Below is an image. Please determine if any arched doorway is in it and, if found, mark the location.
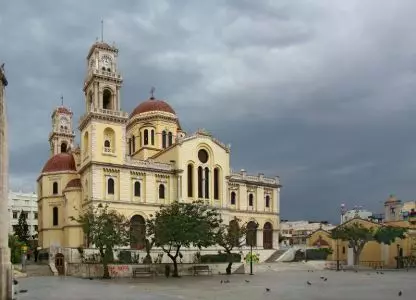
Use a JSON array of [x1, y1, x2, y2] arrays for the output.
[[130, 215, 146, 249], [263, 222, 273, 249], [246, 221, 257, 247], [229, 219, 240, 247], [55, 253, 65, 275], [60, 142, 67, 153]]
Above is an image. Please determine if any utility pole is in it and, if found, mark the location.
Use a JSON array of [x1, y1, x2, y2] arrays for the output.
[[0, 63, 12, 300]]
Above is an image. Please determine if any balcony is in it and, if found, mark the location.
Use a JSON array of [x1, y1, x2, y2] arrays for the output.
[[84, 68, 122, 82], [79, 108, 129, 127], [228, 171, 280, 186]]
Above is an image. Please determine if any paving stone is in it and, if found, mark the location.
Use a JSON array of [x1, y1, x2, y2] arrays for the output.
[[17, 269, 416, 300]]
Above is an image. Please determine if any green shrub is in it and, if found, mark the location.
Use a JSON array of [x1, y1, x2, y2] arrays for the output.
[[8, 235, 22, 264], [200, 253, 241, 263], [306, 248, 332, 260]]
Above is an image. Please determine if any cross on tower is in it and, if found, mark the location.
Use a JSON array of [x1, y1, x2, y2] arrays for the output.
[[60, 95, 64, 106], [150, 86, 155, 99]]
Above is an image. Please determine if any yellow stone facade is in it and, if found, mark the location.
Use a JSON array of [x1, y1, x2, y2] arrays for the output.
[[307, 218, 416, 268], [37, 41, 281, 250]]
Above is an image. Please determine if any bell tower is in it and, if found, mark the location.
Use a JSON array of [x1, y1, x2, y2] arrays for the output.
[[49, 102, 76, 156], [83, 41, 123, 112]]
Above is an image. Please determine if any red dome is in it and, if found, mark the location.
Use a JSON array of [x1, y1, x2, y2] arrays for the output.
[[42, 153, 76, 173], [130, 98, 176, 118], [65, 178, 82, 189]]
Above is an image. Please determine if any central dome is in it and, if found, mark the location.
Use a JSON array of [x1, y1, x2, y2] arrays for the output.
[[42, 153, 76, 173], [130, 97, 176, 118]]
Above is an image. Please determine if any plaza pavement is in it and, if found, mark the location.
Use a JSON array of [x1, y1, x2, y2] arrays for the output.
[[16, 269, 416, 300]]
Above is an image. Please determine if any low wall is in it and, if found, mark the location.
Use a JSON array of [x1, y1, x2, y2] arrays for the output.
[[67, 263, 245, 278]]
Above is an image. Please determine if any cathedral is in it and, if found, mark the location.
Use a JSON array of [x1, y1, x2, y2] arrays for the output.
[[37, 40, 281, 251]]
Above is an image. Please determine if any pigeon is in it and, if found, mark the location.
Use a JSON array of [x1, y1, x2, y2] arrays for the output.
[[19, 290, 28, 293], [265, 288, 271, 292], [307, 281, 312, 285], [320, 276, 325, 279], [324, 278, 327, 281], [220, 280, 223, 284], [245, 280, 250, 283], [380, 272, 384, 275], [13, 279, 18, 285], [224, 279, 230, 283], [398, 291, 402, 296], [376, 271, 379, 274]]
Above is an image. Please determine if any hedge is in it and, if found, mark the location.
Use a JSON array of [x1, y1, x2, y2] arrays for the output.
[[200, 253, 241, 263]]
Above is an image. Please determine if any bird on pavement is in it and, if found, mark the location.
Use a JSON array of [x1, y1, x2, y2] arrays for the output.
[[307, 281, 312, 285]]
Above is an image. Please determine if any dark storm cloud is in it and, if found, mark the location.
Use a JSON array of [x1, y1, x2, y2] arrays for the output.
[[1, 0, 416, 223]]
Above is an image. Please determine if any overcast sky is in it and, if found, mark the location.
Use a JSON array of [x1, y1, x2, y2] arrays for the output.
[[1, 0, 416, 223]]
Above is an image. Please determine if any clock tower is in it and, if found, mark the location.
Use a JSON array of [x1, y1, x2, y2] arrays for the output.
[[49, 104, 76, 156]]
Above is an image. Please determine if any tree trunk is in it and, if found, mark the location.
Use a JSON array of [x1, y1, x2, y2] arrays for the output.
[[226, 251, 233, 275], [353, 249, 361, 268], [100, 248, 111, 279], [172, 258, 179, 277]]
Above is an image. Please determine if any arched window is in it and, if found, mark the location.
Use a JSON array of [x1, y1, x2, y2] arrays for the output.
[[263, 222, 273, 249], [107, 178, 115, 195], [159, 184, 165, 199], [246, 221, 257, 246], [134, 181, 141, 197], [132, 135, 136, 153], [265, 195, 270, 208], [144, 129, 149, 145], [197, 167, 203, 198], [128, 138, 132, 155], [231, 192, 236, 205], [103, 127, 115, 152], [52, 182, 58, 195], [103, 89, 112, 110], [213, 168, 219, 200], [168, 132, 173, 146], [52, 207, 58, 226], [229, 219, 240, 247], [187, 164, 193, 197], [204, 167, 209, 199], [162, 131, 167, 148], [151, 130, 155, 145], [60, 142, 67, 153], [83, 132, 89, 153], [248, 193, 254, 206]]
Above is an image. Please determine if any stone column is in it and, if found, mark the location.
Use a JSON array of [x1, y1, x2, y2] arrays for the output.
[[0, 65, 12, 300]]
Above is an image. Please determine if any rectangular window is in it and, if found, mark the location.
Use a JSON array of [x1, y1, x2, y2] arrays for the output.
[[12, 211, 18, 219], [34, 225, 38, 232], [52, 207, 58, 226], [34, 212, 38, 219]]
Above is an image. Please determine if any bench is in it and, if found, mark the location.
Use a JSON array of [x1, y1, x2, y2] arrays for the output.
[[192, 265, 212, 276], [132, 266, 155, 278]]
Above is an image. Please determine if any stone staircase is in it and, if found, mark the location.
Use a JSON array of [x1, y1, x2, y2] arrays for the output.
[[25, 264, 53, 277], [265, 249, 287, 263]]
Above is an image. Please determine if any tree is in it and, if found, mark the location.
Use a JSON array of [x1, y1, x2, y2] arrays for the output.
[[331, 222, 407, 266], [71, 204, 131, 279], [8, 235, 23, 264], [216, 217, 247, 274], [147, 200, 222, 277], [15, 211, 30, 243]]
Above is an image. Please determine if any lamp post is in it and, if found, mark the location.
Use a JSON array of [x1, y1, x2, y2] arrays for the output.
[[337, 204, 347, 271]]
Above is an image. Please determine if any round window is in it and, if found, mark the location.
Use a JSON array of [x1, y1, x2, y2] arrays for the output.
[[198, 149, 209, 163]]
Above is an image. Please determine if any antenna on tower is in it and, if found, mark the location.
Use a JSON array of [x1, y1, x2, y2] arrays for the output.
[[101, 19, 104, 42], [150, 86, 155, 99], [60, 94, 64, 106]]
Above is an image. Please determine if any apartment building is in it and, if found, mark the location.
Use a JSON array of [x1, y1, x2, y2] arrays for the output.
[[8, 190, 38, 237]]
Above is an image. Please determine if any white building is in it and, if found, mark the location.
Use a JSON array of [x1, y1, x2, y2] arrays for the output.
[[341, 208, 373, 224], [280, 220, 335, 246], [8, 190, 38, 237]]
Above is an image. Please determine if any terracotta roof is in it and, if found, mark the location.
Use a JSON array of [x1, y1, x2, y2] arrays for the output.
[[56, 106, 71, 115], [65, 178, 82, 189], [130, 97, 176, 118], [42, 153, 76, 173]]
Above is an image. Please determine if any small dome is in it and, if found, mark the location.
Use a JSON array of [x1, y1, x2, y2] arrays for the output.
[[42, 153, 76, 173], [65, 178, 82, 189], [130, 97, 176, 118]]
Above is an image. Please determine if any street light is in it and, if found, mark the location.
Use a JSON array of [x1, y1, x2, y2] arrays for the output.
[[337, 204, 348, 271]]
